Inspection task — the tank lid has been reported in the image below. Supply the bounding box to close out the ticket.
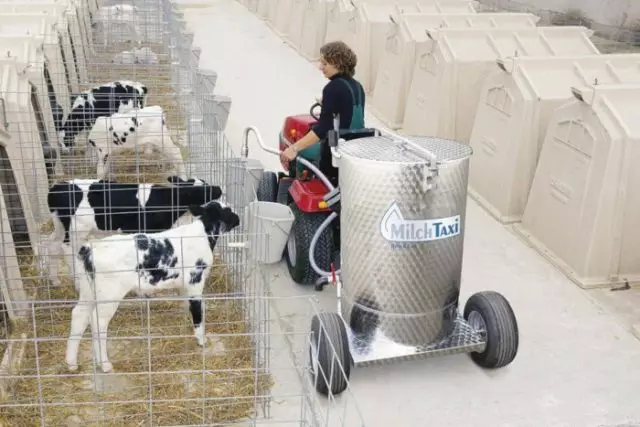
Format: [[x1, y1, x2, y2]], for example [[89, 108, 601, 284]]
[[338, 134, 472, 164]]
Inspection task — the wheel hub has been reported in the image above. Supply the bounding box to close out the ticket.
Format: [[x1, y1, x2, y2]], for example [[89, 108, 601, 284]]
[[309, 340, 319, 376], [287, 231, 296, 267], [468, 310, 487, 337]]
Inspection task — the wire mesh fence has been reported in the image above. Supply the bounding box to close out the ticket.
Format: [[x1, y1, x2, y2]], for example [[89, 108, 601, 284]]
[[0, 291, 364, 426], [0, 0, 363, 425]]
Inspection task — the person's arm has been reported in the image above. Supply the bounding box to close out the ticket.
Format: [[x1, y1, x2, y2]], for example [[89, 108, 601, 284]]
[[289, 125, 321, 153]]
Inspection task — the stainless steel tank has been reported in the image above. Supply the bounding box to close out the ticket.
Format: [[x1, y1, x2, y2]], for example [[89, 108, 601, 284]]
[[337, 134, 473, 346]]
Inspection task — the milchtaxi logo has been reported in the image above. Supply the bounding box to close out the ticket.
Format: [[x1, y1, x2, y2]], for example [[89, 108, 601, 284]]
[[380, 202, 460, 244]]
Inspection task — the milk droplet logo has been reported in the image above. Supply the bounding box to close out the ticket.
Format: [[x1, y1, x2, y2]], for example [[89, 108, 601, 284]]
[[380, 202, 461, 243]]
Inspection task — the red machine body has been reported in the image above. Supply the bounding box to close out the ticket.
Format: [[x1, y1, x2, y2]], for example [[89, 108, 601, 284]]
[[279, 113, 331, 213]]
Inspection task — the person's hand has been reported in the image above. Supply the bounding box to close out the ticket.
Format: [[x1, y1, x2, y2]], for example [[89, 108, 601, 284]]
[[316, 96, 322, 105], [280, 146, 298, 162]]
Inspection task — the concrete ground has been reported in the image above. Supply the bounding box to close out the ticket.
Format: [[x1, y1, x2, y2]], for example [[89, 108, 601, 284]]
[[177, 1, 640, 426]]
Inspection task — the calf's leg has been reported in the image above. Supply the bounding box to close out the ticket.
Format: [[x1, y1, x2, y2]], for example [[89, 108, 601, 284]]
[[46, 213, 69, 286], [64, 219, 91, 289], [66, 276, 94, 371], [90, 297, 123, 373], [165, 141, 188, 180], [187, 268, 208, 347], [96, 152, 108, 179], [189, 297, 205, 346]]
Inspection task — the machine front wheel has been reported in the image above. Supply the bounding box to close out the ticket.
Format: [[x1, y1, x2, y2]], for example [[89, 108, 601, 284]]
[[256, 171, 278, 202], [464, 291, 519, 369], [309, 312, 352, 396], [285, 204, 332, 285]]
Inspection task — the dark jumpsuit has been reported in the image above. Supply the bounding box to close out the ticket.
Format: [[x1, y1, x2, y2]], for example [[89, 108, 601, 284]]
[[305, 72, 366, 185], [311, 72, 366, 138]]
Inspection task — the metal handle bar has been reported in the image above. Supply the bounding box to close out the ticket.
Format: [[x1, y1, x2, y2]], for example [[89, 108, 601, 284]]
[[241, 126, 336, 192], [380, 128, 439, 164], [242, 126, 278, 155]]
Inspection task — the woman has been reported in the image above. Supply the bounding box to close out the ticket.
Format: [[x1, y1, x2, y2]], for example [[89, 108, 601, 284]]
[[280, 41, 366, 164]]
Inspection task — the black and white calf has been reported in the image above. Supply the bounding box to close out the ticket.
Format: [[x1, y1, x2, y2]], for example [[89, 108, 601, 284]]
[[86, 105, 186, 179], [46, 176, 222, 286], [58, 80, 148, 152], [65, 200, 240, 373]]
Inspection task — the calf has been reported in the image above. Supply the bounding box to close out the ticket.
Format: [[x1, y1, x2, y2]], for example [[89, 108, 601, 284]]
[[58, 80, 148, 152], [112, 47, 159, 65], [65, 200, 240, 373], [46, 176, 222, 287], [87, 105, 186, 179]]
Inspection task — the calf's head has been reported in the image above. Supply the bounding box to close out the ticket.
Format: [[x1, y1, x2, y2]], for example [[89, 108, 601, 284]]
[[168, 176, 222, 204], [188, 201, 240, 249]]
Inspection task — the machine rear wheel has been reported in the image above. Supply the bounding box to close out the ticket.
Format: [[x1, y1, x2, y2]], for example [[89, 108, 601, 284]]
[[464, 291, 519, 369], [256, 171, 278, 202], [285, 204, 332, 285], [309, 312, 352, 396]]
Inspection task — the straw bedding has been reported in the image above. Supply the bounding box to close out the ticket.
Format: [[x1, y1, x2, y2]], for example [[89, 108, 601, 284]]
[[0, 44, 272, 425], [0, 250, 272, 426]]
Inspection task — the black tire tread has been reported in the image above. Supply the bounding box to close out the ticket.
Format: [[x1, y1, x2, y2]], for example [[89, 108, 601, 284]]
[[464, 291, 519, 369], [285, 204, 332, 285], [310, 312, 352, 396], [257, 171, 278, 202]]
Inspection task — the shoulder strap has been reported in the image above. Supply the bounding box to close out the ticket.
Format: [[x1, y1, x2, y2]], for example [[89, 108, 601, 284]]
[[337, 77, 362, 106]]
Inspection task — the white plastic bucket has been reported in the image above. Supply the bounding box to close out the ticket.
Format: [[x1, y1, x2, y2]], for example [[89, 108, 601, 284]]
[[247, 201, 295, 264], [225, 157, 264, 209]]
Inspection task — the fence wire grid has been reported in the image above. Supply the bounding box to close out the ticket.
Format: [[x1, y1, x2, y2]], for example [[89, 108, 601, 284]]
[[0, 0, 363, 425]]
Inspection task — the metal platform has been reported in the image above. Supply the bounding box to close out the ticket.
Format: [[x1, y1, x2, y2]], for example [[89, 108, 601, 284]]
[[344, 313, 486, 367]]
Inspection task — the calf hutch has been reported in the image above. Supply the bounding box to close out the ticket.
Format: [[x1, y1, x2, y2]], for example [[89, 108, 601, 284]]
[[0, 11, 85, 95], [400, 26, 600, 142], [0, 61, 46, 253], [514, 83, 640, 290], [324, 0, 480, 50], [0, 81, 30, 321], [468, 53, 640, 225], [339, 1, 479, 94], [0, 2, 91, 86], [0, 35, 63, 177], [369, 11, 540, 129], [0, 0, 328, 425], [291, 0, 332, 61], [0, 12, 81, 123]]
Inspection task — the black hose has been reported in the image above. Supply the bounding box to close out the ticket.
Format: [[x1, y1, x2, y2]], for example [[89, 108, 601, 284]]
[[310, 102, 321, 120]]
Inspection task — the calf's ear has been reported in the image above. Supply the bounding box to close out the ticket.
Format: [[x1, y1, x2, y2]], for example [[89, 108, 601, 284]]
[[211, 186, 222, 199], [167, 176, 183, 185], [221, 209, 240, 231], [188, 204, 204, 217]]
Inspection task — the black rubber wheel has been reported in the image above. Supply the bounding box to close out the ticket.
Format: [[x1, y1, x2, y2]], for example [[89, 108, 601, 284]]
[[309, 312, 352, 396], [285, 204, 333, 285], [463, 291, 519, 369], [256, 171, 278, 202]]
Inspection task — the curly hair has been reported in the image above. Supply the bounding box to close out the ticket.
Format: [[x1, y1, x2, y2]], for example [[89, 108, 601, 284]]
[[320, 41, 358, 78]]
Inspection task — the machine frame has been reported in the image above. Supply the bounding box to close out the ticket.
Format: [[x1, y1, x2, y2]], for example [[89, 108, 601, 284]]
[[242, 115, 519, 398]]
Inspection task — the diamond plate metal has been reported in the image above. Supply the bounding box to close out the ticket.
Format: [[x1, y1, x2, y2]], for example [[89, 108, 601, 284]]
[[346, 313, 486, 367], [338, 135, 473, 347]]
